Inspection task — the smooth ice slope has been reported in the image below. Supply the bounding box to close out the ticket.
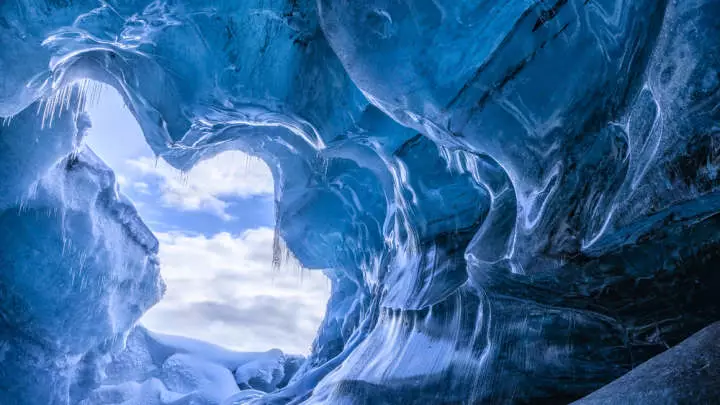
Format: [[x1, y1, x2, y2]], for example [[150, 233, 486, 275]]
[[1, 1, 719, 404], [572, 321, 720, 404]]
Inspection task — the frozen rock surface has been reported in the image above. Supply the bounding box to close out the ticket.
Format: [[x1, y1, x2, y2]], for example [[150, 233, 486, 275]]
[[573, 321, 720, 405], [0, 1, 719, 404]]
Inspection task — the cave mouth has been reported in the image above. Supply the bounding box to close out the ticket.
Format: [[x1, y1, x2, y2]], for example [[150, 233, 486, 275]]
[[82, 82, 330, 355]]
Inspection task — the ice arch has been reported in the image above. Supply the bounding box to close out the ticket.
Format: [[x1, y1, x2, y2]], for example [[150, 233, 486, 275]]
[[1, 1, 719, 405], [81, 83, 329, 355]]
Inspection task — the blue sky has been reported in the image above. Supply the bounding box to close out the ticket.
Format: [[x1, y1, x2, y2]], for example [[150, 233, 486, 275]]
[[84, 85, 329, 355]]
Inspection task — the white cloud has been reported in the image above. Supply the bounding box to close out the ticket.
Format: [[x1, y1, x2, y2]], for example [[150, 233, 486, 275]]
[[126, 151, 274, 220], [140, 228, 330, 355], [132, 181, 150, 195]]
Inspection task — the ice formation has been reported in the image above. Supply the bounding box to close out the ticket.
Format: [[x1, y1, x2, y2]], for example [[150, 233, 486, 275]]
[[0, 1, 719, 404]]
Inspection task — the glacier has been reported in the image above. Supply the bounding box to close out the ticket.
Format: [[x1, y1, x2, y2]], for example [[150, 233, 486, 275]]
[[0, 0, 719, 404]]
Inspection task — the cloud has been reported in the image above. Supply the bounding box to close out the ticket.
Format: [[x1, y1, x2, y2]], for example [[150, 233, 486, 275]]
[[126, 151, 274, 220], [83, 84, 321, 353], [140, 227, 330, 355]]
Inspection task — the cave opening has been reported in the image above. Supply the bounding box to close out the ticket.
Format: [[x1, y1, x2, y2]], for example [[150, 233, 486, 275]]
[[82, 82, 330, 355]]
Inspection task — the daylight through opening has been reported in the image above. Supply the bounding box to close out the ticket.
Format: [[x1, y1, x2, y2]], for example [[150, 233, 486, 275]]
[[84, 83, 330, 355]]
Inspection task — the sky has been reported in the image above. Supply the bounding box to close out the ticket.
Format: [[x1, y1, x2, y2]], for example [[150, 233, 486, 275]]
[[84, 85, 330, 355]]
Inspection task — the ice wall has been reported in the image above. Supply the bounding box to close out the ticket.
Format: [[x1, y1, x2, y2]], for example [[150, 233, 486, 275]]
[[1, 1, 719, 404]]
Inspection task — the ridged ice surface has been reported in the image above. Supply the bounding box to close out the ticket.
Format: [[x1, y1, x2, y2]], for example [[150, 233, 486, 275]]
[[0, 1, 719, 404]]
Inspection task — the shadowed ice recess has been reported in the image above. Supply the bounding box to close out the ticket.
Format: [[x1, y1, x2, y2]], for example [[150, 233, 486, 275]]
[[0, 1, 719, 404]]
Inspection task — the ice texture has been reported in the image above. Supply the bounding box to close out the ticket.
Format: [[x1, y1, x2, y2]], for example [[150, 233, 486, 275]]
[[79, 326, 303, 405], [572, 321, 720, 404], [0, 0, 719, 404]]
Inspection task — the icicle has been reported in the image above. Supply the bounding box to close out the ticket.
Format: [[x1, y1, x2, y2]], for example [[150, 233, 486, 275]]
[[272, 209, 283, 271], [1, 114, 15, 127], [38, 79, 108, 129]]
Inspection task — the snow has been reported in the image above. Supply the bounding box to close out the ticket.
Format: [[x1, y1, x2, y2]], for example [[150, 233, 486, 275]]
[[80, 326, 303, 405]]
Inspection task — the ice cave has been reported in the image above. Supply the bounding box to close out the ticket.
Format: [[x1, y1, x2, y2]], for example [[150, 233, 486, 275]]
[[1, 1, 719, 404]]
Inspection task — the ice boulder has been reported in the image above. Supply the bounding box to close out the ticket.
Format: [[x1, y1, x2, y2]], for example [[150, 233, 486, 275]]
[[81, 326, 305, 405]]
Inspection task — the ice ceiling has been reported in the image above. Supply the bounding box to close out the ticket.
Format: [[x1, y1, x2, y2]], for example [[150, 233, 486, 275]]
[[0, 1, 719, 405]]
